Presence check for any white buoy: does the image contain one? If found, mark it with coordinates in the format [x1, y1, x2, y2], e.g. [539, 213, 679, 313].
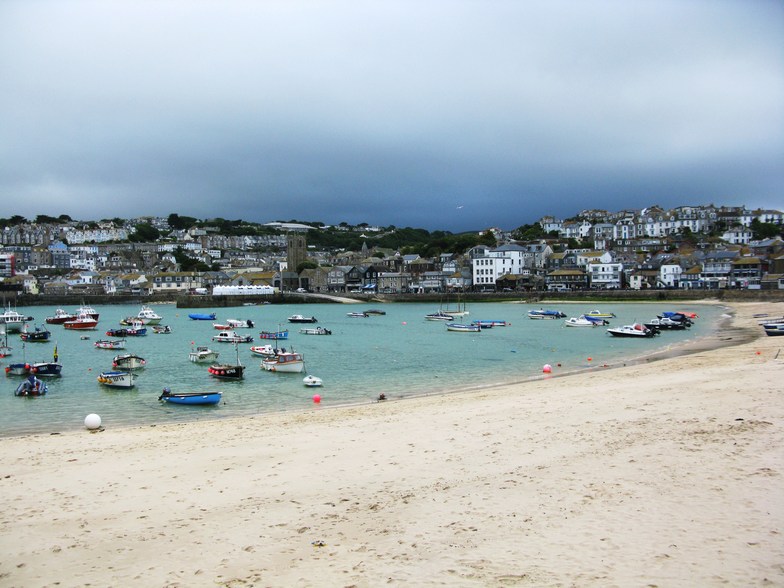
[84, 413, 102, 430]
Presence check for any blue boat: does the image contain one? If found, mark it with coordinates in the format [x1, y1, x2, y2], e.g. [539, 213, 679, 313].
[472, 319, 508, 327]
[15, 375, 48, 396]
[158, 388, 222, 405]
[189, 313, 217, 321]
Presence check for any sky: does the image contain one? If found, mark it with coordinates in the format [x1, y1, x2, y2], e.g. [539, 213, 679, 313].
[1, 0, 782, 233]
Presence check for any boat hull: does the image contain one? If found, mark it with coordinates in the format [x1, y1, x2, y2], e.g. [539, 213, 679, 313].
[97, 371, 135, 388]
[208, 364, 244, 379]
[15, 377, 48, 396]
[160, 392, 222, 405]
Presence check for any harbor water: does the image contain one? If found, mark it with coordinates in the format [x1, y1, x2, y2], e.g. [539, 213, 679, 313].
[1, 301, 728, 436]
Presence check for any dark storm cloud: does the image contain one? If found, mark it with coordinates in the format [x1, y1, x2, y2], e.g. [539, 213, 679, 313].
[0, 0, 781, 231]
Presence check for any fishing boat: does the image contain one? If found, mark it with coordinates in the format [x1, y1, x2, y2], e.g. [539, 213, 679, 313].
[20, 325, 51, 342]
[112, 354, 146, 370]
[75, 304, 100, 320]
[97, 370, 135, 388]
[446, 322, 481, 333]
[112, 321, 147, 337]
[287, 315, 317, 323]
[188, 346, 219, 363]
[94, 339, 126, 350]
[606, 323, 657, 338]
[45, 308, 75, 324]
[15, 375, 48, 396]
[527, 309, 567, 320]
[585, 309, 616, 319]
[212, 330, 253, 343]
[29, 345, 62, 377]
[0, 305, 32, 333]
[259, 329, 288, 340]
[188, 312, 217, 321]
[208, 343, 244, 379]
[303, 374, 323, 387]
[299, 327, 332, 335]
[63, 313, 99, 330]
[262, 349, 305, 373]
[158, 388, 222, 405]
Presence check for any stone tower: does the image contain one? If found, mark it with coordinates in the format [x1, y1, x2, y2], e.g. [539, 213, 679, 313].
[287, 233, 307, 271]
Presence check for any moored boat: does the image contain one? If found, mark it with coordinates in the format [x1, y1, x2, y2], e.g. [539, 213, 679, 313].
[94, 339, 126, 350]
[188, 346, 220, 363]
[446, 322, 481, 333]
[20, 325, 51, 342]
[288, 315, 317, 323]
[97, 370, 135, 388]
[250, 344, 278, 359]
[1, 305, 33, 333]
[63, 313, 99, 330]
[472, 319, 508, 328]
[15, 375, 48, 396]
[262, 350, 305, 373]
[189, 312, 217, 321]
[151, 325, 172, 334]
[212, 330, 253, 343]
[528, 309, 567, 319]
[259, 329, 288, 340]
[585, 309, 616, 319]
[299, 327, 332, 335]
[303, 374, 323, 387]
[347, 312, 369, 318]
[75, 304, 100, 320]
[112, 353, 146, 370]
[424, 311, 454, 321]
[159, 388, 222, 405]
[45, 308, 75, 324]
[564, 316, 601, 327]
[207, 363, 245, 379]
[762, 323, 784, 337]
[607, 323, 657, 338]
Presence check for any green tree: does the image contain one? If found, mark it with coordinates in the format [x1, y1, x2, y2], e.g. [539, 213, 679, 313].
[129, 222, 161, 242]
[750, 219, 782, 240]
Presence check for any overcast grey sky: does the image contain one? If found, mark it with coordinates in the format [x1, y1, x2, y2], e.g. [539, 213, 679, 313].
[1, 0, 782, 232]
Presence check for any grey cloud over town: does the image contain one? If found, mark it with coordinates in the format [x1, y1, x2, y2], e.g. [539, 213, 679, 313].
[0, 0, 782, 231]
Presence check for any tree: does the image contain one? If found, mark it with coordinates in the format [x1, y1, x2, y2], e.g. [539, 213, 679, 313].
[750, 219, 782, 240]
[296, 260, 318, 273]
[129, 223, 160, 242]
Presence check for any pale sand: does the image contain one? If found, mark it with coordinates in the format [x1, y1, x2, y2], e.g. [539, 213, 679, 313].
[1, 302, 782, 587]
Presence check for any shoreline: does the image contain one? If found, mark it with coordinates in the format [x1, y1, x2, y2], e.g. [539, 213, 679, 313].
[1, 301, 782, 586]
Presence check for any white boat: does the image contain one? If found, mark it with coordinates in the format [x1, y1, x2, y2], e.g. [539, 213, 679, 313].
[94, 339, 126, 350]
[212, 330, 253, 343]
[262, 350, 305, 373]
[188, 346, 220, 363]
[97, 370, 135, 388]
[249, 344, 278, 359]
[606, 323, 657, 338]
[75, 304, 100, 320]
[424, 311, 454, 321]
[528, 309, 566, 320]
[564, 316, 601, 327]
[112, 353, 147, 370]
[288, 315, 318, 323]
[226, 318, 254, 328]
[299, 327, 332, 335]
[135, 305, 163, 325]
[446, 322, 481, 333]
[0, 305, 30, 333]
[585, 309, 616, 319]
[347, 312, 369, 318]
[303, 374, 323, 387]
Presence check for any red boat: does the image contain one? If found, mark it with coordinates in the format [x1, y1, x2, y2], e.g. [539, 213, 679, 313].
[63, 314, 99, 330]
[45, 308, 75, 324]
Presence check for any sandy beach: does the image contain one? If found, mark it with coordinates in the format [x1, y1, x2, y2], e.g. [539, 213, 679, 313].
[1, 302, 782, 587]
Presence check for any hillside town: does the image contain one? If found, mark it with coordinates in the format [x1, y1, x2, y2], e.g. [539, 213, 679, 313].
[0, 203, 783, 297]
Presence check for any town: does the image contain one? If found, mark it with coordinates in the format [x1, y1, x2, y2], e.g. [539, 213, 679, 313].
[0, 203, 782, 298]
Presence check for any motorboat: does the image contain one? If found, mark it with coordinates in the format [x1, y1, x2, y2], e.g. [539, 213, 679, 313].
[564, 316, 601, 327]
[159, 388, 222, 405]
[1, 306, 32, 333]
[645, 317, 688, 330]
[446, 323, 481, 333]
[528, 309, 566, 320]
[94, 339, 126, 350]
[75, 305, 100, 320]
[288, 315, 318, 323]
[212, 330, 253, 343]
[188, 346, 220, 363]
[188, 313, 217, 321]
[20, 325, 51, 342]
[658, 312, 693, 326]
[585, 309, 616, 319]
[262, 350, 305, 373]
[299, 327, 332, 335]
[259, 330, 288, 340]
[606, 323, 657, 338]
[15, 375, 48, 396]
[45, 308, 75, 324]
[112, 354, 146, 370]
[119, 305, 161, 325]
[424, 311, 454, 321]
[151, 325, 172, 334]
[472, 320, 508, 327]
[226, 318, 254, 328]
[347, 312, 369, 318]
[303, 374, 323, 387]
[97, 370, 135, 388]
[250, 344, 278, 359]
[63, 313, 99, 330]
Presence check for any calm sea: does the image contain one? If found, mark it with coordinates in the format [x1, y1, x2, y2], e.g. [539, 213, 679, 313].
[1, 301, 728, 436]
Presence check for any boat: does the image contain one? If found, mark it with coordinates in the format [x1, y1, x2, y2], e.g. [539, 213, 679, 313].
[226, 318, 254, 328]
[472, 320, 508, 328]
[20, 325, 51, 342]
[113, 322, 147, 337]
[658, 312, 693, 326]
[440, 293, 469, 317]
[564, 316, 602, 327]
[259, 329, 289, 340]
[644, 317, 688, 330]
[762, 323, 784, 337]
[212, 323, 233, 330]
[303, 374, 323, 387]
[446, 322, 481, 333]
[262, 349, 305, 373]
[188, 346, 220, 363]
[528, 309, 567, 320]
[159, 388, 222, 405]
[134, 305, 163, 325]
[75, 304, 100, 320]
[585, 309, 616, 319]
[29, 360, 62, 377]
[299, 327, 332, 335]
[94, 339, 126, 350]
[606, 323, 657, 338]
[105, 328, 129, 337]
[189, 312, 217, 321]
[364, 309, 386, 315]
[287, 315, 317, 323]
[14, 375, 48, 396]
[0, 329, 11, 358]
[5, 362, 30, 376]
[249, 344, 278, 359]
[45, 308, 75, 324]
[208, 343, 244, 379]
[112, 353, 146, 370]
[63, 313, 99, 330]
[212, 330, 253, 343]
[0, 305, 32, 333]
[582, 314, 610, 325]
[424, 311, 454, 321]
[97, 370, 135, 388]
[151, 325, 172, 334]
[347, 312, 369, 318]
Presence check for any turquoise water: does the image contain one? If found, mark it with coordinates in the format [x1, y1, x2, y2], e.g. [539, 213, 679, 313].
[1, 301, 727, 436]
